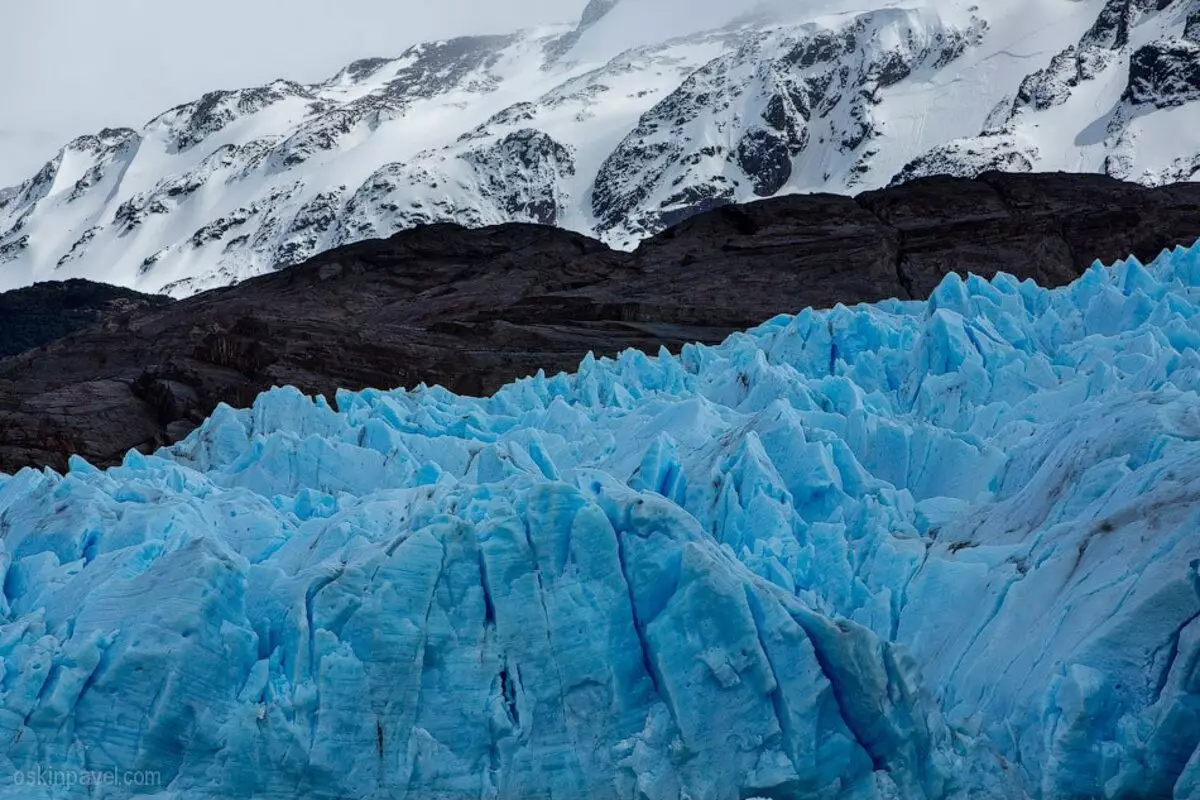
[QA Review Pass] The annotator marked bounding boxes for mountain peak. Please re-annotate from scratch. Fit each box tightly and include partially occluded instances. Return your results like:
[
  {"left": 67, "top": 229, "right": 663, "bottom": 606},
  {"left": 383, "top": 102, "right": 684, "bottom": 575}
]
[{"left": 578, "top": 0, "right": 622, "bottom": 30}]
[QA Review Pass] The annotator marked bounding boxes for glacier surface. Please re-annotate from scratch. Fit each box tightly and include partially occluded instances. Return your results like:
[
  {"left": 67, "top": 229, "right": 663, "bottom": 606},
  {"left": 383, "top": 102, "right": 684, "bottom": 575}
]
[{"left": 1, "top": 247, "right": 1200, "bottom": 798}]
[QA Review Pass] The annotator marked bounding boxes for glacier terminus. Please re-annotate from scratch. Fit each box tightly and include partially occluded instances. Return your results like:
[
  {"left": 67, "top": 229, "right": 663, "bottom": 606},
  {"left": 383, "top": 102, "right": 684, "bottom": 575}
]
[{"left": 0, "top": 241, "right": 1198, "bottom": 798}]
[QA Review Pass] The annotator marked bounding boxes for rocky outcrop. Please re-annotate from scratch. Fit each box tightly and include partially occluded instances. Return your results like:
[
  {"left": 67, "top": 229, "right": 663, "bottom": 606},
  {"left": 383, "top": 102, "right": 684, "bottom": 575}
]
[
  {"left": 1124, "top": 38, "right": 1200, "bottom": 108},
  {"left": 3, "top": 172, "right": 1200, "bottom": 474}
]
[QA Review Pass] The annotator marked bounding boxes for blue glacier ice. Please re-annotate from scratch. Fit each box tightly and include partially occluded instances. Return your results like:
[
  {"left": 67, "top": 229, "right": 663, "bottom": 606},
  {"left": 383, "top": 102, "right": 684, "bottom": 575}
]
[{"left": 1, "top": 247, "right": 1200, "bottom": 799}]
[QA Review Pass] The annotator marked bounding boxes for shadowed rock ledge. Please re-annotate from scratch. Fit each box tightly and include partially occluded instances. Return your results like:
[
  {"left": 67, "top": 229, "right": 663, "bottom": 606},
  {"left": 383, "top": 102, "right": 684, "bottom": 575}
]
[{"left": 0, "top": 279, "right": 170, "bottom": 359}]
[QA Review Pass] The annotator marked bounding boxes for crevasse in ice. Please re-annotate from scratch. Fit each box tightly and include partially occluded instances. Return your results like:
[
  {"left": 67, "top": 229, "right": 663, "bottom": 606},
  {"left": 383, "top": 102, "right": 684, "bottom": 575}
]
[{"left": 1, "top": 247, "right": 1199, "bottom": 799}]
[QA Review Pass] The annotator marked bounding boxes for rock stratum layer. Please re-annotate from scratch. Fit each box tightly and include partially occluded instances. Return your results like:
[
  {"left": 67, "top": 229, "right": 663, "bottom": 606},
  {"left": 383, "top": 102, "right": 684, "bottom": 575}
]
[
  {"left": 1, "top": 228, "right": 1199, "bottom": 799},
  {"left": 4, "top": 171, "right": 1200, "bottom": 475}
]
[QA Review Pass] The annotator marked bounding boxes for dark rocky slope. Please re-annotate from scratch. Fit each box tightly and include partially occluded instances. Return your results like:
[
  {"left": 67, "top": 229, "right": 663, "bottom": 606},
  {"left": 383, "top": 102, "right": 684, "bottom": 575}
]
[
  {"left": 0, "top": 279, "right": 170, "bottom": 358},
  {"left": 3, "top": 171, "right": 1200, "bottom": 473}
]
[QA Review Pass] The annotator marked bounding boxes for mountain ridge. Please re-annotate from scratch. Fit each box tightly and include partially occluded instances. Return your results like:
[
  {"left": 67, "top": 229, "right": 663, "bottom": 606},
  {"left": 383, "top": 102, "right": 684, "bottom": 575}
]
[{"left": 4, "top": 0, "right": 1200, "bottom": 296}]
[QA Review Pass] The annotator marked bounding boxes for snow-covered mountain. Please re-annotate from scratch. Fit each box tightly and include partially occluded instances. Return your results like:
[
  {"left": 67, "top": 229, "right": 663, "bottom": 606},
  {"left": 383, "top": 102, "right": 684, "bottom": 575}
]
[{"left": 4, "top": 0, "right": 1200, "bottom": 296}]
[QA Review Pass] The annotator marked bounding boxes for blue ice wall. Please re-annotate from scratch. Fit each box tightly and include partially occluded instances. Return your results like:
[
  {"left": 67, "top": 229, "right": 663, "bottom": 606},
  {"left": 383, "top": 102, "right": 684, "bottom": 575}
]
[{"left": 1, "top": 247, "right": 1200, "bottom": 798}]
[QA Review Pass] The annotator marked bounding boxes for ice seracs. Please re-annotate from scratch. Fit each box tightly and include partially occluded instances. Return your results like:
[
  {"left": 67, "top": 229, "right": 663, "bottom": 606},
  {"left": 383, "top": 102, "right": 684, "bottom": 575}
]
[{"left": 1, "top": 241, "right": 1199, "bottom": 798}]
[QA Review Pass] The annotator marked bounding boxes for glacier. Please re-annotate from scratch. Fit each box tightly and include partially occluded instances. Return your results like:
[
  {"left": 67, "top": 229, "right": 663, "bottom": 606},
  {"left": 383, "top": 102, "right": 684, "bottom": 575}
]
[{"left": 1, "top": 245, "right": 1200, "bottom": 799}]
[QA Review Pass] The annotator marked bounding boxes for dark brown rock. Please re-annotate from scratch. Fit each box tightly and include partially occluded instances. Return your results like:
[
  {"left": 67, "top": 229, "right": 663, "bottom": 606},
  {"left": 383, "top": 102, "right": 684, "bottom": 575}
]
[
  {"left": 855, "top": 171, "right": 1200, "bottom": 297},
  {"left": 3, "top": 171, "right": 1200, "bottom": 474}
]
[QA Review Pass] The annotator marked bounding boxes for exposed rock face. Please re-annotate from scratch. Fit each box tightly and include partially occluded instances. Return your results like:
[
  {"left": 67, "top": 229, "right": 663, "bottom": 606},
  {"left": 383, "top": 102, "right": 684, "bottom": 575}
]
[
  {"left": 1124, "top": 38, "right": 1200, "bottom": 108},
  {"left": 3, "top": 172, "right": 1200, "bottom": 474}
]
